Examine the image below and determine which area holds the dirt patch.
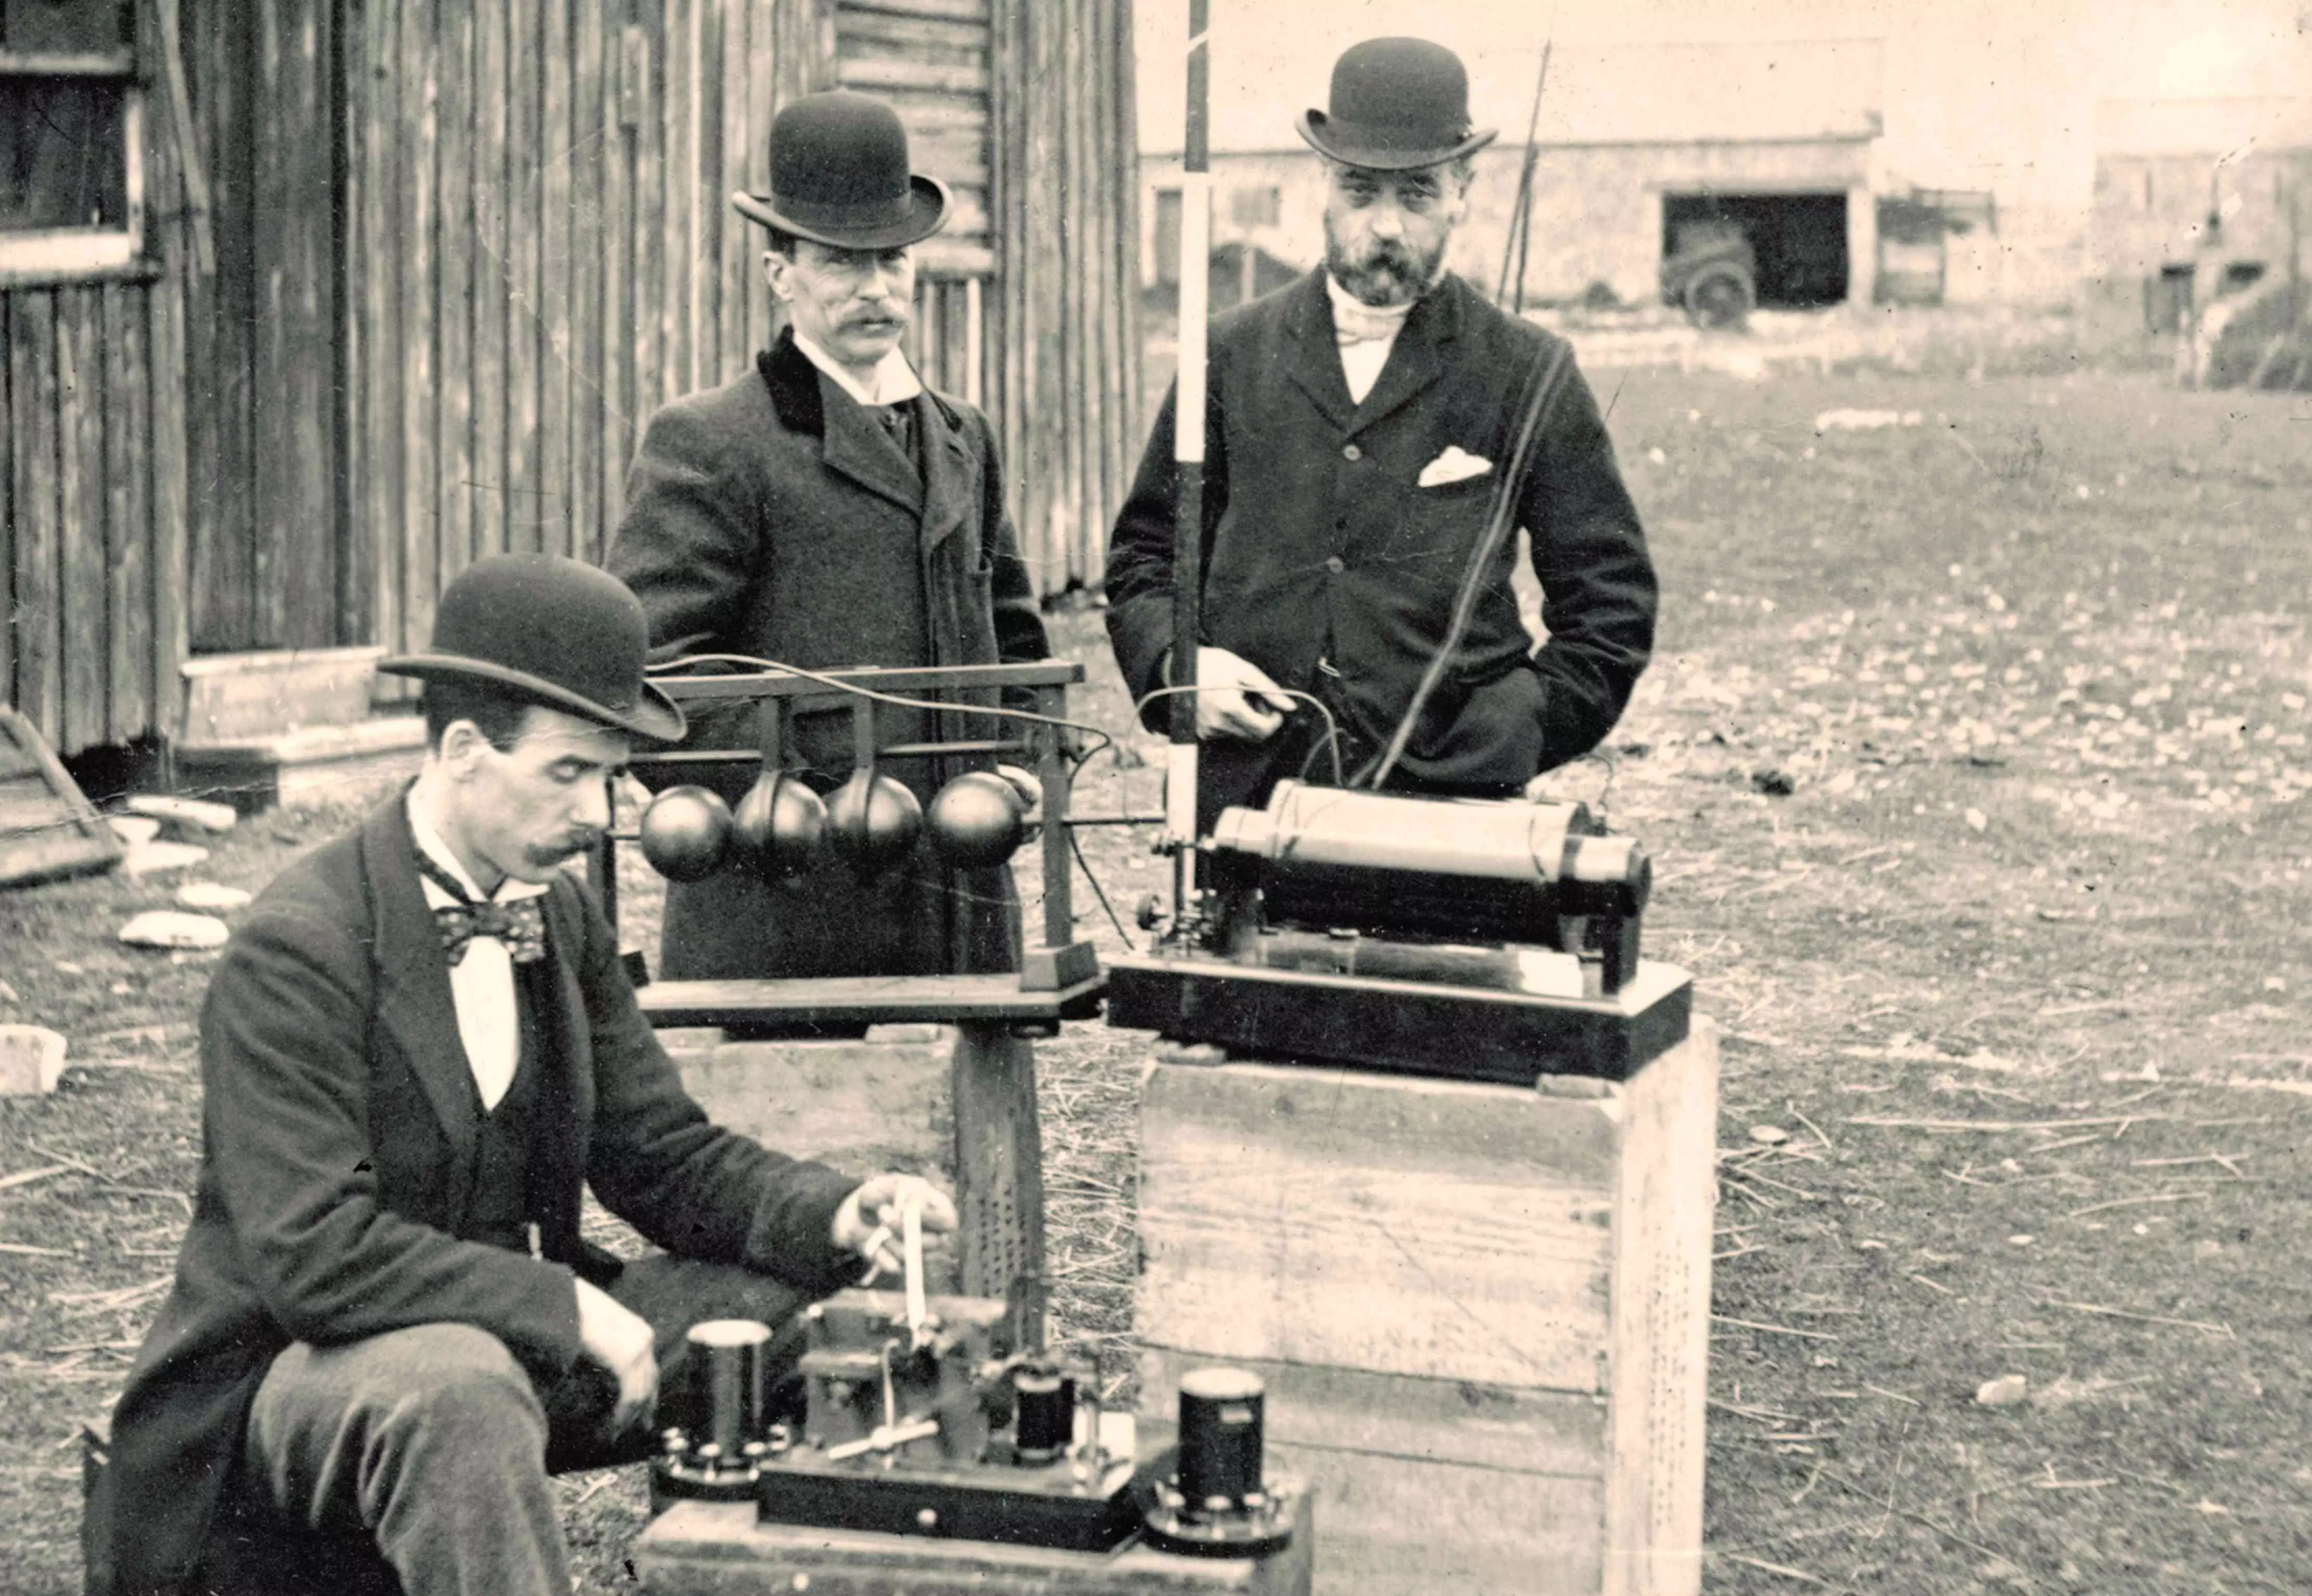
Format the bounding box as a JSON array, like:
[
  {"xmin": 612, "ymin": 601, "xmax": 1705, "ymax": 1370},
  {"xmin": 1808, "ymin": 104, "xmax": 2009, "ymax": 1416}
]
[{"xmin": 6, "ymin": 370, "xmax": 2311, "ymax": 1591}]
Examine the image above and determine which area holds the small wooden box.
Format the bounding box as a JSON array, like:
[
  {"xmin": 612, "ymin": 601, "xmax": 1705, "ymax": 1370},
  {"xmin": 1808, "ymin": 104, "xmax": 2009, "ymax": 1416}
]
[
  {"xmin": 1133, "ymin": 1016, "xmax": 1718, "ymax": 1596},
  {"xmin": 664, "ymin": 1022, "xmax": 1045, "ymax": 1305}
]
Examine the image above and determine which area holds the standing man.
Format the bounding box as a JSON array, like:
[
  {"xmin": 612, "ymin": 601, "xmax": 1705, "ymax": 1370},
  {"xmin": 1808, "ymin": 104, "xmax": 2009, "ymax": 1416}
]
[
  {"xmin": 86, "ymin": 556, "xmax": 956, "ymax": 1596},
  {"xmin": 609, "ymin": 90, "xmax": 1047, "ymax": 984},
  {"xmin": 1105, "ymin": 37, "xmax": 1657, "ymax": 827}
]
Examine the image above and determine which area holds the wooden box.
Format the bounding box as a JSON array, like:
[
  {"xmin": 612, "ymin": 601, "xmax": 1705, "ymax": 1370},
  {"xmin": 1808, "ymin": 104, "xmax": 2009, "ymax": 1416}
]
[
  {"xmin": 1133, "ymin": 1017, "xmax": 1718, "ymax": 1596},
  {"xmin": 664, "ymin": 1022, "xmax": 1044, "ymax": 1305}
]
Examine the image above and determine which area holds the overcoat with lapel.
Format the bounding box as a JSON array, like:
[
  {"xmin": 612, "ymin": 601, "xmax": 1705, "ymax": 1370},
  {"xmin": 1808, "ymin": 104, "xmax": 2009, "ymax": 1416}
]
[
  {"xmin": 85, "ymin": 796, "xmax": 860, "ymax": 1596},
  {"xmin": 606, "ymin": 330, "xmax": 1050, "ymax": 981},
  {"xmin": 1104, "ymin": 269, "xmax": 1657, "ymax": 825}
]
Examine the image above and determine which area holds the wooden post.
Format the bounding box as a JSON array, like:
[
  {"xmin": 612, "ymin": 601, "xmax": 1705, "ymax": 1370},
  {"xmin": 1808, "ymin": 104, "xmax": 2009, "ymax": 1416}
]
[{"xmin": 1134, "ymin": 1019, "xmax": 1719, "ymax": 1596}]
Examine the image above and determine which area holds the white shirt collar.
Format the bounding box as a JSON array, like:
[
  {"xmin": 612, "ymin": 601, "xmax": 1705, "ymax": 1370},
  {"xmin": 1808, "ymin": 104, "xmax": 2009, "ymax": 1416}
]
[
  {"xmin": 792, "ymin": 332, "xmax": 925, "ymax": 409},
  {"xmin": 406, "ymin": 790, "xmax": 550, "ymax": 906},
  {"xmin": 1325, "ymin": 273, "xmax": 1418, "ymax": 344}
]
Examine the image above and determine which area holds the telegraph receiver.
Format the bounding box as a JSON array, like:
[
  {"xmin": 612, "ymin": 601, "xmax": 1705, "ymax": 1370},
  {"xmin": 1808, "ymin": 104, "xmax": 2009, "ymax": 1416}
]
[{"xmin": 1107, "ymin": 779, "xmax": 1691, "ymax": 1082}]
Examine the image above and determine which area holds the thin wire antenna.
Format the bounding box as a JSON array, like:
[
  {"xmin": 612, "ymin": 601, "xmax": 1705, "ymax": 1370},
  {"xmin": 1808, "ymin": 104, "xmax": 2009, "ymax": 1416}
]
[
  {"xmin": 1494, "ymin": 33, "xmax": 1554, "ymax": 307},
  {"xmin": 1363, "ymin": 335, "xmax": 1577, "ymax": 791},
  {"xmin": 1165, "ymin": 0, "xmax": 1214, "ymax": 920}
]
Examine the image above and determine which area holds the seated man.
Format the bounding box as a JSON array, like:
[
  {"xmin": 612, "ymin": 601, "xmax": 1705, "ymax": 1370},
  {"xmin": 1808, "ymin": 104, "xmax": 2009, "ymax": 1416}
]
[{"xmin": 84, "ymin": 555, "xmax": 953, "ymax": 1596}]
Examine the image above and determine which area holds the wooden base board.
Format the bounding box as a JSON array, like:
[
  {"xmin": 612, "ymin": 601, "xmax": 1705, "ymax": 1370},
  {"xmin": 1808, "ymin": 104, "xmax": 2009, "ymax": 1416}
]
[
  {"xmin": 1133, "ymin": 1022, "xmax": 1719, "ymax": 1596},
  {"xmin": 173, "ymin": 715, "xmax": 428, "ymax": 813},
  {"xmin": 179, "ymin": 645, "xmax": 390, "ymax": 743},
  {"xmin": 636, "ymin": 1498, "xmax": 1314, "ymax": 1596},
  {"xmin": 1102, "ymin": 956, "xmax": 1691, "ymax": 1083},
  {"xmin": 0, "ymin": 706, "xmax": 123, "ymax": 887}
]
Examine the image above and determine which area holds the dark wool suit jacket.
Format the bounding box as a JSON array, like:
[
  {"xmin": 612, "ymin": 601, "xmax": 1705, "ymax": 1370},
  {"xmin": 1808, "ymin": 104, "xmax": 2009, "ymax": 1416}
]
[
  {"xmin": 607, "ymin": 330, "xmax": 1049, "ymax": 980},
  {"xmin": 85, "ymin": 796, "xmax": 860, "ymax": 1596},
  {"xmin": 1105, "ymin": 269, "xmax": 1657, "ymax": 823}
]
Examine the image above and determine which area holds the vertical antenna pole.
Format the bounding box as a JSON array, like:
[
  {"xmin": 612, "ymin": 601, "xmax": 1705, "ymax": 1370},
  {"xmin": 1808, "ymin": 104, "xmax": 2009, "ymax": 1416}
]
[{"xmin": 1167, "ymin": 0, "xmax": 1212, "ymax": 920}]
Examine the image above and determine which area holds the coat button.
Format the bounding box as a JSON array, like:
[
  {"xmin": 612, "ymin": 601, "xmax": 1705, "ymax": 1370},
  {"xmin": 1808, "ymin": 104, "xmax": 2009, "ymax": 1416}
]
[
  {"xmin": 1325, "ymin": 556, "xmax": 1346, "ymax": 574},
  {"xmin": 1342, "ymin": 443, "xmax": 1362, "ymax": 461}
]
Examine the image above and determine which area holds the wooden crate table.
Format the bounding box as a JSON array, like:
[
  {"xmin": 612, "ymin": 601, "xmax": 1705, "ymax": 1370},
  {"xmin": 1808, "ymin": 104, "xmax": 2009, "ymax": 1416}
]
[{"xmin": 1132, "ymin": 1011, "xmax": 1719, "ymax": 1596}]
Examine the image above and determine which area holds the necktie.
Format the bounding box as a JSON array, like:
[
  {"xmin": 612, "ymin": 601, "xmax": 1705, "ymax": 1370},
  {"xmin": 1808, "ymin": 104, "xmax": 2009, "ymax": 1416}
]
[
  {"xmin": 878, "ymin": 400, "xmax": 915, "ymax": 460},
  {"xmin": 415, "ymin": 851, "xmax": 546, "ymax": 967}
]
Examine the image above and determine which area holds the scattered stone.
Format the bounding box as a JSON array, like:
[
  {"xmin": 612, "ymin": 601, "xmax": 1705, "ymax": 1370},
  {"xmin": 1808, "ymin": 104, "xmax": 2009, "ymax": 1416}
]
[
  {"xmin": 1964, "ymin": 807, "xmax": 1989, "ymax": 832},
  {"xmin": 1748, "ymin": 1124, "xmax": 1790, "ymax": 1145},
  {"xmin": 125, "ymin": 794, "xmax": 239, "ymax": 834},
  {"xmin": 1751, "ymin": 768, "xmax": 1795, "ymax": 797},
  {"xmin": 2264, "ymin": 975, "xmax": 2286, "ymax": 993},
  {"xmin": 108, "ymin": 815, "xmax": 163, "ymax": 848},
  {"xmin": 119, "ymin": 910, "xmax": 232, "ymax": 951},
  {"xmin": 0, "ymin": 1025, "xmax": 68, "ymax": 1096},
  {"xmin": 0, "ymin": 978, "xmax": 16, "ymax": 1005},
  {"xmin": 120, "ymin": 841, "xmax": 211, "ymax": 878},
  {"xmin": 1975, "ymin": 1374, "xmax": 2029, "ymax": 1408},
  {"xmin": 1814, "ymin": 408, "xmax": 1917, "ymax": 432},
  {"xmin": 175, "ymin": 881, "xmax": 254, "ymax": 912},
  {"xmin": 2007, "ymin": 1234, "xmax": 2035, "ymax": 1246}
]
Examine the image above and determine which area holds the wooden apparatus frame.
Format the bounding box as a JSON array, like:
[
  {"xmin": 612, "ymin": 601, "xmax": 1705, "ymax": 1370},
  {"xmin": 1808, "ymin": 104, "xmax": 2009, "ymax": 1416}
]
[{"xmin": 593, "ymin": 659, "xmax": 1103, "ymax": 1027}]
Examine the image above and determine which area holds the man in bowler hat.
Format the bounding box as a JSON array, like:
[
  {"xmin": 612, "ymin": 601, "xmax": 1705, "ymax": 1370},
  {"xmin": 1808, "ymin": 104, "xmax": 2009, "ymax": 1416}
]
[
  {"xmin": 86, "ymin": 555, "xmax": 958, "ymax": 1596},
  {"xmin": 1105, "ymin": 37, "xmax": 1658, "ymax": 826},
  {"xmin": 608, "ymin": 91, "xmax": 1047, "ymax": 986}
]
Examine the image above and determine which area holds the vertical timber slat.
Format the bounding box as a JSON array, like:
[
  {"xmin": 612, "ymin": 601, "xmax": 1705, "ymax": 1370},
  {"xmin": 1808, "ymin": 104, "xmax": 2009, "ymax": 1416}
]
[
  {"xmin": 361, "ymin": 0, "xmax": 404, "ymax": 660},
  {"xmin": 398, "ymin": 0, "xmax": 439, "ymax": 651},
  {"xmin": 539, "ymin": 0, "xmax": 573, "ymax": 558},
  {"xmin": 12, "ymin": 294, "xmax": 60, "ymax": 745},
  {"xmin": 471, "ymin": 0, "xmax": 509, "ymax": 562},
  {"xmin": 58, "ymin": 288, "xmax": 106, "ymax": 754},
  {"xmin": 507, "ymin": 0, "xmax": 542, "ymax": 555},
  {"xmin": 571, "ymin": 0, "xmax": 605, "ymax": 562},
  {"xmin": 435, "ymin": 0, "xmax": 474, "ymax": 585}
]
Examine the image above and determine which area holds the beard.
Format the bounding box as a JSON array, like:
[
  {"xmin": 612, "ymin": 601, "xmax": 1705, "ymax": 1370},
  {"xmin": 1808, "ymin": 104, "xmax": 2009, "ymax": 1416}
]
[{"xmin": 1324, "ymin": 215, "xmax": 1449, "ymax": 308}]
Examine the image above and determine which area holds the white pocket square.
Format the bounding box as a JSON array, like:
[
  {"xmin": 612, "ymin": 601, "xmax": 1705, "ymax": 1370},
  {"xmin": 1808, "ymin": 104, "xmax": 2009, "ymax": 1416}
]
[{"xmin": 1417, "ymin": 446, "xmax": 1493, "ymax": 488}]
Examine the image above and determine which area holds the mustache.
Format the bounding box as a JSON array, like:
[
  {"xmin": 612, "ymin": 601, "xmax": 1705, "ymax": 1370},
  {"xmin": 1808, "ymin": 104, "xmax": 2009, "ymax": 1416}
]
[{"xmin": 526, "ymin": 835, "xmax": 599, "ymax": 866}]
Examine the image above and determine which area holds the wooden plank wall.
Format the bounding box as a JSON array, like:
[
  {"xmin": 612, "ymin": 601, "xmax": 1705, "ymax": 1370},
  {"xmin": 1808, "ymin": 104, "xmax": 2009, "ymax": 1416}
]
[
  {"xmin": 2, "ymin": 0, "xmax": 1140, "ymax": 755},
  {"xmin": 346, "ymin": 0, "xmax": 852, "ymax": 663},
  {"xmin": 0, "ymin": 0, "xmax": 193, "ymax": 757},
  {"xmin": 983, "ymin": 0, "xmax": 1139, "ymax": 596}
]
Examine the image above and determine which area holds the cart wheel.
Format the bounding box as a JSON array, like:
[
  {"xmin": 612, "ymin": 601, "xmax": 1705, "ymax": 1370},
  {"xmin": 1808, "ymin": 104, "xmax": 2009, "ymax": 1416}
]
[{"xmin": 1684, "ymin": 263, "xmax": 1755, "ymax": 330}]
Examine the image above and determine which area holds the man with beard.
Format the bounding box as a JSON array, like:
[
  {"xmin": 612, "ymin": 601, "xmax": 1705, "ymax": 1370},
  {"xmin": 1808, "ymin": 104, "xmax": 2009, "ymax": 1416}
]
[
  {"xmin": 86, "ymin": 554, "xmax": 955, "ymax": 1596},
  {"xmin": 1104, "ymin": 36, "xmax": 1657, "ymax": 827}
]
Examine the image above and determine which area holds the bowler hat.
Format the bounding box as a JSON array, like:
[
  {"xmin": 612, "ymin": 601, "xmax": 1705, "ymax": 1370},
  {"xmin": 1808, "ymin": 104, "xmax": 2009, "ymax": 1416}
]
[
  {"xmin": 1297, "ymin": 37, "xmax": 1498, "ymax": 172},
  {"xmin": 731, "ymin": 91, "xmax": 949, "ymax": 250},
  {"xmin": 378, "ymin": 555, "xmax": 686, "ymax": 743}
]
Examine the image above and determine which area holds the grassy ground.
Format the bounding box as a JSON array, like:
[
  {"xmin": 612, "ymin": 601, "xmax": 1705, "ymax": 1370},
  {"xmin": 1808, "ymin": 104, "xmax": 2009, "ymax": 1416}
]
[{"xmin": 5, "ymin": 363, "xmax": 2310, "ymax": 1592}]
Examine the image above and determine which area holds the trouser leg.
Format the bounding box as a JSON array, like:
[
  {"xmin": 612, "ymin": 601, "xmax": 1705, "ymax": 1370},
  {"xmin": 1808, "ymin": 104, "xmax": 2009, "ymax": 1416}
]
[{"xmin": 245, "ymin": 1322, "xmax": 568, "ymax": 1596}]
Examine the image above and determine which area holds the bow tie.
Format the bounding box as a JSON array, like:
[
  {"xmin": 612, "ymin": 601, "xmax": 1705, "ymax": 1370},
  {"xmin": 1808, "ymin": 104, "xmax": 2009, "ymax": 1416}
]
[{"xmin": 416, "ymin": 853, "xmax": 547, "ymax": 967}]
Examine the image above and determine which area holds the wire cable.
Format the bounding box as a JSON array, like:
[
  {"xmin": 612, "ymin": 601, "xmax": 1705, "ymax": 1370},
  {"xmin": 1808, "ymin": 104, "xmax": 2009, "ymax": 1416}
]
[
  {"xmin": 1131, "ymin": 684, "xmax": 1346, "ymax": 789},
  {"xmin": 647, "ymin": 652, "xmax": 1117, "ymax": 774},
  {"xmin": 1364, "ymin": 335, "xmax": 1576, "ymax": 791},
  {"xmin": 1067, "ymin": 822, "xmax": 1136, "ymax": 951}
]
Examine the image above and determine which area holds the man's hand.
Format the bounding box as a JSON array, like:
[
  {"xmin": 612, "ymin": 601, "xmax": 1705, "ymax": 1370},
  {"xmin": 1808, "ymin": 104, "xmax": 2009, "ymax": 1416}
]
[
  {"xmin": 1170, "ymin": 646, "xmax": 1296, "ymax": 742},
  {"xmin": 832, "ymin": 1174, "xmax": 960, "ymax": 1278},
  {"xmin": 573, "ymin": 1276, "xmax": 658, "ymax": 1436}
]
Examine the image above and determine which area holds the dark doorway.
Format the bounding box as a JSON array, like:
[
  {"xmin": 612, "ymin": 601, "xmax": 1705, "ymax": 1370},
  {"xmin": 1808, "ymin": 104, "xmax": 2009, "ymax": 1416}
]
[{"xmin": 1662, "ymin": 192, "xmax": 1850, "ymax": 307}]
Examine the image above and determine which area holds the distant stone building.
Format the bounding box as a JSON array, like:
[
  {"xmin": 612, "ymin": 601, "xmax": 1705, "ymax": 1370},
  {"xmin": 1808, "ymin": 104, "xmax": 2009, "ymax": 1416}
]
[
  {"xmin": 1144, "ymin": 40, "xmax": 1891, "ymax": 314},
  {"xmin": 2085, "ymin": 96, "xmax": 2311, "ymax": 342}
]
